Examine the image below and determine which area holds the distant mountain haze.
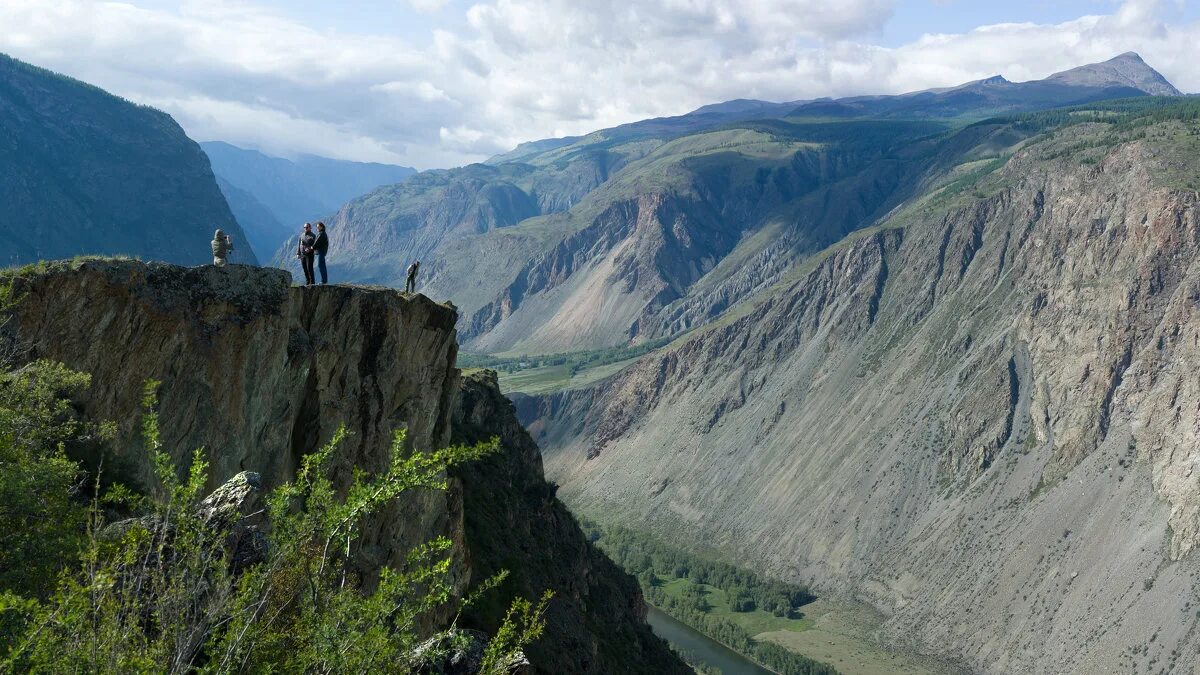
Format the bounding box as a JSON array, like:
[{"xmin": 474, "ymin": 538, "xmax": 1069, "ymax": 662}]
[
  {"xmin": 319, "ymin": 52, "xmax": 1181, "ymax": 354},
  {"xmin": 787, "ymin": 52, "xmax": 1179, "ymax": 119},
  {"xmin": 201, "ymin": 141, "xmax": 415, "ymax": 259},
  {"xmin": 0, "ymin": 53, "xmax": 255, "ymax": 267},
  {"xmin": 214, "ymin": 177, "xmax": 288, "ymax": 263},
  {"xmin": 690, "ymin": 51, "xmax": 1182, "ymax": 122}
]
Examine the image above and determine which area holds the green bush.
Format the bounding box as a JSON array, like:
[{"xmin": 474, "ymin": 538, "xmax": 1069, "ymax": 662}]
[
  {"xmin": 1, "ymin": 379, "xmax": 550, "ymax": 673},
  {"xmin": 0, "ymin": 360, "xmax": 113, "ymax": 600}
]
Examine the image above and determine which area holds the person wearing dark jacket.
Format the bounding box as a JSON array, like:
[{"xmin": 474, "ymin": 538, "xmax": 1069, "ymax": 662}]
[
  {"xmin": 405, "ymin": 260, "xmax": 420, "ymax": 294},
  {"xmin": 297, "ymin": 223, "xmax": 317, "ymax": 285},
  {"xmin": 314, "ymin": 222, "xmax": 330, "ymax": 284}
]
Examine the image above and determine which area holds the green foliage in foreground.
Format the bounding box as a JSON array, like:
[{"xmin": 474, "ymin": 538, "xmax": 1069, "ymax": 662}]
[
  {"xmin": 581, "ymin": 518, "xmax": 836, "ymax": 675},
  {"xmin": 0, "ymin": 361, "xmax": 114, "ymax": 600},
  {"xmin": 0, "ymin": 374, "xmax": 549, "ymax": 673}
]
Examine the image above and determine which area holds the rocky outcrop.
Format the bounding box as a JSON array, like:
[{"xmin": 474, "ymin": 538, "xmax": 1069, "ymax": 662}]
[
  {"xmin": 3, "ymin": 259, "xmax": 685, "ymax": 671},
  {"xmin": 7, "ymin": 259, "xmax": 465, "ymax": 608},
  {"xmin": 451, "ymin": 370, "xmax": 689, "ymax": 674},
  {"xmin": 523, "ymin": 123, "xmax": 1200, "ymax": 672}
]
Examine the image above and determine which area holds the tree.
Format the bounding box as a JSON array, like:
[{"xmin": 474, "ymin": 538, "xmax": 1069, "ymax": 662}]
[{"xmin": 729, "ymin": 588, "xmax": 756, "ymax": 613}]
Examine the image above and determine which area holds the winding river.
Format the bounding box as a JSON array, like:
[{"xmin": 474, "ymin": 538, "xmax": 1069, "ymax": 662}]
[{"xmin": 646, "ymin": 606, "xmax": 776, "ymax": 674}]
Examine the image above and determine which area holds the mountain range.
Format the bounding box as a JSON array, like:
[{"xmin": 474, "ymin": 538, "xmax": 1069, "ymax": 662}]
[
  {"xmin": 300, "ymin": 52, "xmax": 1200, "ymax": 670},
  {"xmin": 301, "ymin": 53, "xmax": 1183, "ymax": 356},
  {"xmin": 201, "ymin": 141, "xmax": 415, "ymax": 260},
  {"xmin": 6, "ymin": 46, "xmax": 1200, "ymax": 672},
  {"xmin": 0, "ymin": 53, "xmax": 255, "ymax": 266},
  {"xmin": 512, "ymin": 97, "xmax": 1200, "ymax": 671}
]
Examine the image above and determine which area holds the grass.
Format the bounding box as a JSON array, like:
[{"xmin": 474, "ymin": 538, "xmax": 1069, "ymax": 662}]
[
  {"xmin": 755, "ymin": 599, "xmax": 962, "ymax": 675},
  {"xmin": 0, "ymin": 255, "xmax": 141, "ymax": 278},
  {"xmin": 462, "ymin": 337, "xmax": 673, "ymax": 394},
  {"xmin": 653, "ymin": 577, "xmax": 960, "ymax": 675},
  {"xmin": 495, "ymin": 364, "xmax": 572, "ymax": 394},
  {"xmin": 495, "ymin": 355, "xmax": 643, "ymax": 395},
  {"xmin": 657, "ymin": 577, "xmax": 814, "ymax": 635}
]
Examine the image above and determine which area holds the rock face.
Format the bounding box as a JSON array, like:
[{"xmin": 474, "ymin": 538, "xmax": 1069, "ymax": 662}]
[
  {"xmin": 520, "ymin": 119, "xmax": 1200, "ymax": 672},
  {"xmin": 3, "ymin": 259, "xmax": 684, "ymax": 671},
  {"xmin": 8, "ymin": 259, "xmax": 465, "ymax": 607},
  {"xmin": 319, "ymin": 54, "xmax": 1180, "ymax": 355},
  {"xmin": 452, "ymin": 371, "xmax": 688, "ymax": 675},
  {"xmin": 0, "ymin": 53, "xmax": 255, "ymax": 266}
]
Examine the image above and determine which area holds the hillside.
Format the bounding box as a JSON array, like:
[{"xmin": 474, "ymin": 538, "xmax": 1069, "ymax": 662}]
[
  {"xmin": 202, "ymin": 142, "xmax": 415, "ymax": 259},
  {"xmin": 317, "ymin": 53, "xmax": 1180, "ymax": 355},
  {"xmin": 1, "ymin": 259, "xmax": 686, "ymax": 673},
  {"xmin": 515, "ymin": 100, "xmax": 1200, "ymax": 672},
  {"xmin": 0, "ymin": 53, "xmax": 255, "ymax": 266}
]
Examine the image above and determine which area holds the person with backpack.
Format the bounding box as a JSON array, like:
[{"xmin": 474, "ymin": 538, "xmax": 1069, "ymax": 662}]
[
  {"xmin": 314, "ymin": 222, "xmax": 329, "ymax": 284},
  {"xmin": 297, "ymin": 223, "xmax": 317, "ymax": 285},
  {"xmin": 211, "ymin": 229, "xmax": 233, "ymax": 267},
  {"xmin": 405, "ymin": 260, "xmax": 420, "ymax": 294}
]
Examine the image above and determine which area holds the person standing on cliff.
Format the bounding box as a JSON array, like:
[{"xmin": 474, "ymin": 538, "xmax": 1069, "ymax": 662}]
[
  {"xmin": 314, "ymin": 222, "xmax": 329, "ymax": 285},
  {"xmin": 297, "ymin": 223, "xmax": 317, "ymax": 285},
  {"xmin": 405, "ymin": 260, "xmax": 420, "ymax": 294},
  {"xmin": 211, "ymin": 229, "xmax": 233, "ymax": 267}
]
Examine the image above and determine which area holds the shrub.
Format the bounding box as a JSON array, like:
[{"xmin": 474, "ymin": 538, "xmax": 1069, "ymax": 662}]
[
  {"xmin": 0, "ymin": 360, "xmax": 114, "ymax": 601},
  {"xmin": 2, "ymin": 380, "xmax": 549, "ymax": 673}
]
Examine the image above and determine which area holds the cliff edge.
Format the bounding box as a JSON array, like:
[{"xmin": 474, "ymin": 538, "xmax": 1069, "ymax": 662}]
[
  {"xmin": 1, "ymin": 258, "xmax": 684, "ymax": 672},
  {"xmin": 453, "ymin": 370, "xmax": 688, "ymax": 674}
]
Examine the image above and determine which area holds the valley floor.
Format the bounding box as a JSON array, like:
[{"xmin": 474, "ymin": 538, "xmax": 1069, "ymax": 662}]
[
  {"xmin": 650, "ymin": 577, "xmax": 964, "ymax": 675},
  {"xmin": 753, "ymin": 599, "xmax": 962, "ymax": 675}
]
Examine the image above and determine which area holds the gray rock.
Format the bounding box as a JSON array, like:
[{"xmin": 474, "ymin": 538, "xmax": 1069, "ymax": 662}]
[{"xmin": 409, "ymin": 629, "xmax": 529, "ymax": 675}]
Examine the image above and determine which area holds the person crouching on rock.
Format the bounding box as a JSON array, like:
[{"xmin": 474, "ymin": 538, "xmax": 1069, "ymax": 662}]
[
  {"xmin": 297, "ymin": 222, "xmax": 317, "ymax": 285},
  {"xmin": 212, "ymin": 229, "xmax": 233, "ymax": 267},
  {"xmin": 314, "ymin": 221, "xmax": 329, "ymax": 285},
  {"xmin": 405, "ymin": 260, "xmax": 420, "ymax": 294}
]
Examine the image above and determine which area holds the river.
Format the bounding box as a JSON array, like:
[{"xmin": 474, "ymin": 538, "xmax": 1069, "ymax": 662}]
[{"xmin": 646, "ymin": 606, "xmax": 776, "ymax": 674}]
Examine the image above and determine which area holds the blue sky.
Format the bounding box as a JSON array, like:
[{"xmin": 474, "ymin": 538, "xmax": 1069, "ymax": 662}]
[
  {"xmin": 1, "ymin": 0, "xmax": 1197, "ymax": 168},
  {"xmin": 882, "ymin": 0, "xmax": 1198, "ymax": 45}
]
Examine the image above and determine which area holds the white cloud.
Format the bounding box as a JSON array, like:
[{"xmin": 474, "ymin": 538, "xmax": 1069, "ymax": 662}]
[
  {"xmin": 405, "ymin": 0, "xmax": 450, "ymax": 12},
  {"xmin": 0, "ymin": 0, "xmax": 1196, "ymax": 169}
]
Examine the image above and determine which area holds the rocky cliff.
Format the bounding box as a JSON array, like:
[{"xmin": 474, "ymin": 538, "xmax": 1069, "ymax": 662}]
[
  {"xmin": 452, "ymin": 371, "xmax": 690, "ymax": 674},
  {"xmin": 1, "ymin": 259, "xmax": 683, "ymax": 672},
  {"xmin": 520, "ymin": 114, "xmax": 1200, "ymax": 672},
  {"xmin": 7, "ymin": 259, "xmax": 462, "ymax": 597},
  {"xmin": 0, "ymin": 54, "xmax": 255, "ymax": 266}
]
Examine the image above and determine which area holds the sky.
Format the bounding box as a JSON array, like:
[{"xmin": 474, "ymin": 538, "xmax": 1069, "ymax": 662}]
[{"xmin": 2, "ymin": 0, "xmax": 1198, "ymax": 169}]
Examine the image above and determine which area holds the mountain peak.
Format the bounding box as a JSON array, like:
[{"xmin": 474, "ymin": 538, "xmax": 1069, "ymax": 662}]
[
  {"xmin": 1044, "ymin": 52, "xmax": 1181, "ymax": 96},
  {"xmin": 1111, "ymin": 51, "xmax": 1146, "ymax": 63}
]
